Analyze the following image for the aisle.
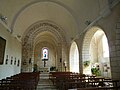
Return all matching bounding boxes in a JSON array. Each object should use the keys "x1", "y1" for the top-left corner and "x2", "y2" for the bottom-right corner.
[{"x1": 37, "y1": 72, "x2": 57, "y2": 90}]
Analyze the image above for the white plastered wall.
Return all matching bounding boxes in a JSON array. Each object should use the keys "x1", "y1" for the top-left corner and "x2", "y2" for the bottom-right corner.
[{"x1": 0, "y1": 24, "x2": 22, "y2": 80}]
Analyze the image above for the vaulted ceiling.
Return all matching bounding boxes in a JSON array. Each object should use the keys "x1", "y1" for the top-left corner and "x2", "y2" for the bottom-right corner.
[{"x1": 0, "y1": 0, "x2": 111, "y2": 44}]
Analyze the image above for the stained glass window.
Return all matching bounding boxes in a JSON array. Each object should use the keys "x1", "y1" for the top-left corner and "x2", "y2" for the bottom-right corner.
[{"x1": 42, "y1": 47, "x2": 48, "y2": 59}]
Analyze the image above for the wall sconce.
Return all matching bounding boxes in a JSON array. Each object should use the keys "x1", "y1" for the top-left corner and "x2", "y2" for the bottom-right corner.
[
  {"x1": 85, "y1": 20, "x2": 91, "y2": 26},
  {"x1": 0, "y1": 14, "x2": 7, "y2": 24}
]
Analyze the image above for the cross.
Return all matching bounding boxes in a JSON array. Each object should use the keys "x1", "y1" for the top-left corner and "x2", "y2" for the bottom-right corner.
[
  {"x1": 43, "y1": 59, "x2": 48, "y2": 67},
  {"x1": 44, "y1": 60, "x2": 46, "y2": 67}
]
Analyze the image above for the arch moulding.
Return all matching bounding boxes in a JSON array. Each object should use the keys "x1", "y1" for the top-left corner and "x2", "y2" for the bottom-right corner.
[{"x1": 21, "y1": 20, "x2": 67, "y2": 72}]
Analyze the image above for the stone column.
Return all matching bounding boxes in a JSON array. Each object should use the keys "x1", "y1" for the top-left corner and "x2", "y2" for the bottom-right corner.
[
  {"x1": 110, "y1": 18, "x2": 120, "y2": 80},
  {"x1": 56, "y1": 43, "x2": 62, "y2": 71}
]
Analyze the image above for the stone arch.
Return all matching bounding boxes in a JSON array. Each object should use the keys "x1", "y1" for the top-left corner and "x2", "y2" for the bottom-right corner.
[
  {"x1": 21, "y1": 20, "x2": 67, "y2": 71},
  {"x1": 69, "y1": 41, "x2": 79, "y2": 73},
  {"x1": 11, "y1": 0, "x2": 79, "y2": 32},
  {"x1": 82, "y1": 26, "x2": 111, "y2": 77},
  {"x1": 82, "y1": 26, "x2": 99, "y2": 65},
  {"x1": 22, "y1": 20, "x2": 66, "y2": 42}
]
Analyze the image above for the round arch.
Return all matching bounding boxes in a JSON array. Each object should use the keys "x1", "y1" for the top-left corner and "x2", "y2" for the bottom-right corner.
[
  {"x1": 21, "y1": 20, "x2": 67, "y2": 72},
  {"x1": 69, "y1": 41, "x2": 79, "y2": 73},
  {"x1": 11, "y1": 0, "x2": 79, "y2": 33},
  {"x1": 82, "y1": 26, "x2": 111, "y2": 78}
]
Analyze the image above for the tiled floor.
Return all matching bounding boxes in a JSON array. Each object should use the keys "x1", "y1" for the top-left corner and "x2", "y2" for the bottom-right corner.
[{"x1": 37, "y1": 72, "x2": 57, "y2": 90}]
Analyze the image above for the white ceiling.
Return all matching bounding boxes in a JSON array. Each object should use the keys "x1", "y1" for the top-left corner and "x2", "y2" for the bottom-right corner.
[{"x1": 0, "y1": 0, "x2": 110, "y2": 44}]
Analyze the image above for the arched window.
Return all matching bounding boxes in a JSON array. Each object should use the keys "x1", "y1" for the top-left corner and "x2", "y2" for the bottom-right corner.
[
  {"x1": 69, "y1": 42, "x2": 79, "y2": 73},
  {"x1": 42, "y1": 47, "x2": 48, "y2": 59},
  {"x1": 102, "y1": 35, "x2": 109, "y2": 58}
]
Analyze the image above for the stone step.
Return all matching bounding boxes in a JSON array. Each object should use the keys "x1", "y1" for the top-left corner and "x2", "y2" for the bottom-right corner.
[
  {"x1": 37, "y1": 83, "x2": 56, "y2": 85},
  {"x1": 37, "y1": 88, "x2": 56, "y2": 89},
  {"x1": 37, "y1": 72, "x2": 57, "y2": 90},
  {"x1": 37, "y1": 85, "x2": 56, "y2": 87},
  {"x1": 37, "y1": 84, "x2": 57, "y2": 90},
  {"x1": 40, "y1": 75, "x2": 49, "y2": 78},
  {"x1": 38, "y1": 82, "x2": 53, "y2": 85},
  {"x1": 40, "y1": 72, "x2": 50, "y2": 79}
]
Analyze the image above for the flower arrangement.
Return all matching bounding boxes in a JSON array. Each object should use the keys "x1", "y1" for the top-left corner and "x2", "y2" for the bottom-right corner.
[
  {"x1": 91, "y1": 63, "x2": 101, "y2": 76},
  {"x1": 50, "y1": 66, "x2": 56, "y2": 71},
  {"x1": 83, "y1": 61, "x2": 90, "y2": 68},
  {"x1": 33, "y1": 64, "x2": 38, "y2": 72}
]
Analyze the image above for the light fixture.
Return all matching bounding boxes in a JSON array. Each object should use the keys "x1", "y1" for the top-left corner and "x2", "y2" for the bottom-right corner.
[
  {"x1": 0, "y1": 16, "x2": 7, "y2": 20},
  {"x1": 17, "y1": 35, "x2": 21, "y2": 38},
  {"x1": 0, "y1": 14, "x2": 7, "y2": 24},
  {"x1": 85, "y1": 20, "x2": 91, "y2": 26}
]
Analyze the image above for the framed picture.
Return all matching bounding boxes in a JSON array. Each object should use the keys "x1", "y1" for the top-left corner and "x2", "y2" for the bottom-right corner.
[{"x1": 0, "y1": 36, "x2": 6, "y2": 64}]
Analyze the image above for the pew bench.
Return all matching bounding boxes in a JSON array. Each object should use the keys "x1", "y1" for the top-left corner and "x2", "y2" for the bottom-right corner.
[{"x1": 0, "y1": 72, "x2": 40, "y2": 90}]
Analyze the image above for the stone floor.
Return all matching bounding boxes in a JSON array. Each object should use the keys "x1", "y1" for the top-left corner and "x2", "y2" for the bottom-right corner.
[{"x1": 37, "y1": 72, "x2": 57, "y2": 90}]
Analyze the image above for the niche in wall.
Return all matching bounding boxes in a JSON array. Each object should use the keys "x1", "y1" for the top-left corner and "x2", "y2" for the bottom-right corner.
[{"x1": 0, "y1": 36, "x2": 6, "y2": 64}]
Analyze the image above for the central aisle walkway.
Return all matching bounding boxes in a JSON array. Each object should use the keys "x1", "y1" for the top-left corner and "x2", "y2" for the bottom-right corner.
[{"x1": 37, "y1": 72, "x2": 57, "y2": 90}]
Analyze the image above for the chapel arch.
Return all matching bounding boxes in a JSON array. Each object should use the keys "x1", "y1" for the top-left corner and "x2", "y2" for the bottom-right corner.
[
  {"x1": 82, "y1": 26, "x2": 111, "y2": 78},
  {"x1": 21, "y1": 20, "x2": 67, "y2": 72},
  {"x1": 34, "y1": 41, "x2": 57, "y2": 72},
  {"x1": 69, "y1": 41, "x2": 79, "y2": 73}
]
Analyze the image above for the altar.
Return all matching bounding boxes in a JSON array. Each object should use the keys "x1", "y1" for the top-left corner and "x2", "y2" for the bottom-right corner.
[{"x1": 39, "y1": 67, "x2": 50, "y2": 72}]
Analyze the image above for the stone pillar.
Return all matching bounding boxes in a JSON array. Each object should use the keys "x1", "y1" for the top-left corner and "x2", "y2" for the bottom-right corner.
[
  {"x1": 57, "y1": 43, "x2": 62, "y2": 71},
  {"x1": 110, "y1": 18, "x2": 120, "y2": 80},
  {"x1": 62, "y1": 43, "x2": 68, "y2": 71}
]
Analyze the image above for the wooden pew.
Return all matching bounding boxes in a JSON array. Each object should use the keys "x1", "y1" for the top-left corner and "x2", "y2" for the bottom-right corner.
[
  {"x1": 49, "y1": 72, "x2": 73, "y2": 84},
  {"x1": 49, "y1": 72, "x2": 120, "y2": 90},
  {"x1": 56, "y1": 74, "x2": 120, "y2": 90},
  {"x1": 76, "y1": 86, "x2": 120, "y2": 90},
  {"x1": 69, "y1": 87, "x2": 120, "y2": 90},
  {"x1": 65, "y1": 79, "x2": 120, "y2": 90},
  {"x1": 54, "y1": 73, "x2": 87, "y2": 89},
  {"x1": 0, "y1": 72, "x2": 40, "y2": 90}
]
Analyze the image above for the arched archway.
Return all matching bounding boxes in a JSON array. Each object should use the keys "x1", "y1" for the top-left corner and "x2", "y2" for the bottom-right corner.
[
  {"x1": 69, "y1": 42, "x2": 79, "y2": 73},
  {"x1": 82, "y1": 26, "x2": 111, "y2": 78},
  {"x1": 21, "y1": 20, "x2": 67, "y2": 72},
  {"x1": 34, "y1": 42, "x2": 56, "y2": 72}
]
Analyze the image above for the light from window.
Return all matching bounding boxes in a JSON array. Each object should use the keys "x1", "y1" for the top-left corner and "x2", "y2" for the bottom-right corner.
[
  {"x1": 102, "y1": 35, "x2": 109, "y2": 57},
  {"x1": 42, "y1": 47, "x2": 48, "y2": 59}
]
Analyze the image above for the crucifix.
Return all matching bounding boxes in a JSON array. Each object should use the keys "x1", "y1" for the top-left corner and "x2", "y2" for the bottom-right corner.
[
  {"x1": 44, "y1": 59, "x2": 46, "y2": 67},
  {"x1": 43, "y1": 59, "x2": 48, "y2": 67}
]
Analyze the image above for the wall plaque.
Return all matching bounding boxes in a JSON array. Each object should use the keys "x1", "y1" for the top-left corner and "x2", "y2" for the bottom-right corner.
[{"x1": 0, "y1": 36, "x2": 6, "y2": 64}]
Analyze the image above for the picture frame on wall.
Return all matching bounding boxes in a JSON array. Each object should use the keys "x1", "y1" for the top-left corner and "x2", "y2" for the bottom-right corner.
[{"x1": 0, "y1": 36, "x2": 6, "y2": 64}]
